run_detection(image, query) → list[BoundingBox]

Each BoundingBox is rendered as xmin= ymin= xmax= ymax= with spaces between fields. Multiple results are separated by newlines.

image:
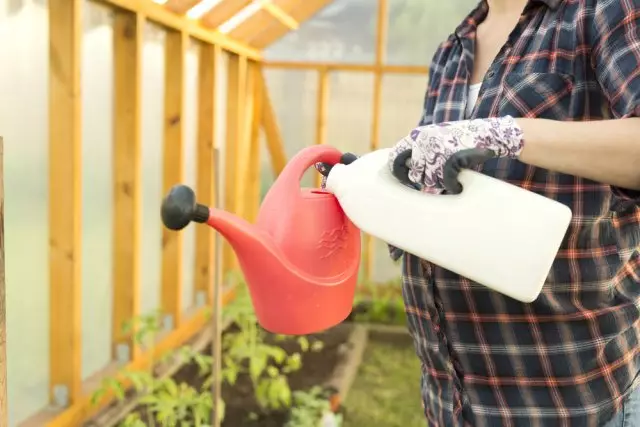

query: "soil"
xmin=170 ymin=323 xmax=354 ymax=427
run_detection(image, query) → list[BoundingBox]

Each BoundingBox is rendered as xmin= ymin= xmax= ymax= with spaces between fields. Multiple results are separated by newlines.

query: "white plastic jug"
xmin=324 ymin=148 xmax=572 ymax=303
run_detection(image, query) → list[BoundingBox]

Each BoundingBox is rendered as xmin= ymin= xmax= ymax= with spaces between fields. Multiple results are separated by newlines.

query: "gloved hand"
xmin=389 ymin=116 xmax=525 ymax=194
xmin=315 ymin=152 xmax=359 ymax=188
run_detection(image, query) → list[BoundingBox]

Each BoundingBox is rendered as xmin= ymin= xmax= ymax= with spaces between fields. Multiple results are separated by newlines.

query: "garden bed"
xmin=175 ymin=323 xmax=357 ymax=426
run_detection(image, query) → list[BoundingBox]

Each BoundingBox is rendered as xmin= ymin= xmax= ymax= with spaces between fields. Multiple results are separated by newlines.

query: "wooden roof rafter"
xmin=227 ymin=0 xmax=297 ymax=41
xmin=249 ymin=0 xmax=333 ymax=49
xmin=155 ymin=0 xmax=334 ymax=53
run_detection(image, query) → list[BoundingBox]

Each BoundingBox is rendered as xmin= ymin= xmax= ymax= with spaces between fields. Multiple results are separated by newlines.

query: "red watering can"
xmin=160 ymin=145 xmax=361 ymax=335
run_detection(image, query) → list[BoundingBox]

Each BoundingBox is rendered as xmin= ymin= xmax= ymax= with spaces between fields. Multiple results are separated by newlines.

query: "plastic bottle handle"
xmin=274 ymin=145 xmax=343 ymax=195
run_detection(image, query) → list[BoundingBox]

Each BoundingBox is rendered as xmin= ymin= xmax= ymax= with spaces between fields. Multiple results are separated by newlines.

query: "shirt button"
xmin=487 ymin=70 xmax=496 ymax=78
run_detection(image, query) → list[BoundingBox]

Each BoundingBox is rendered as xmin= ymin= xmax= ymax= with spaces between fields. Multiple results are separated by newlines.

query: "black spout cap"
xmin=161 ymin=184 xmax=210 ymax=231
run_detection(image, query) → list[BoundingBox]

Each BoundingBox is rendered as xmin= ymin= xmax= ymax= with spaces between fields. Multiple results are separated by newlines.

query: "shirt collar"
xmin=455 ymin=0 xmax=562 ymax=38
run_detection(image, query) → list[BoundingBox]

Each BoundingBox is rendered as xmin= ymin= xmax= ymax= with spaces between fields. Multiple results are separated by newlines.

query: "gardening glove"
xmin=314 ymin=152 xmax=359 ymax=188
xmin=389 ymin=116 xmax=525 ymax=194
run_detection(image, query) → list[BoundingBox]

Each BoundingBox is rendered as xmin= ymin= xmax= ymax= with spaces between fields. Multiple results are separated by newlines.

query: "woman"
xmin=318 ymin=0 xmax=640 ymax=425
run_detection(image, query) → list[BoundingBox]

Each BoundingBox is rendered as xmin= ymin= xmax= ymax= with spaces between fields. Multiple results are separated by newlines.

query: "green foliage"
xmin=286 ymin=386 xmax=343 ymax=427
xmin=91 ymin=280 xmax=327 ymax=426
xmin=91 ymin=310 xmax=214 ymax=427
xmin=353 ymin=279 xmax=407 ymax=326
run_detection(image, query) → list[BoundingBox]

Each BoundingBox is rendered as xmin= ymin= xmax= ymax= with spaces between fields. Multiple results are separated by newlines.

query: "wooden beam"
xmin=262 ymin=60 xmax=430 ymax=75
xmin=194 ymin=43 xmax=218 ymax=306
xmin=234 ymin=60 xmax=257 ymax=219
xmin=165 ymin=0 xmax=201 ymax=15
xmin=161 ymin=30 xmax=187 ymax=330
xmin=263 ymin=2 xmax=299 ymax=30
xmin=201 ymin=0 xmax=252 ymax=29
xmin=112 ymin=9 xmax=143 ymax=363
xmin=246 ymin=64 xmax=264 ymax=221
xmin=314 ymin=69 xmax=329 ymax=188
xmin=0 ymin=138 xmax=6 ymax=427
xmin=363 ymin=0 xmax=389 ymax=282
xmin=96 ymin=0 xmax=261 ymax=60
xmin=252 ymin=0 xmax=332 ymax=49
xmin=259 ymin=70 xmax=287 ymax=176
xmin=223 ymin=54 xmax=247 ymax=280
xmin=230 ymin=0 xmax=297 ymax=43
xmin=49 ymin=0 xmax=83 ymax=408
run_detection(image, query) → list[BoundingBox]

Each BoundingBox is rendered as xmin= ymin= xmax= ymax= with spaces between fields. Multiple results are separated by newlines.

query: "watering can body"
xmin=161 ymin=145 xmax=361 ymax=335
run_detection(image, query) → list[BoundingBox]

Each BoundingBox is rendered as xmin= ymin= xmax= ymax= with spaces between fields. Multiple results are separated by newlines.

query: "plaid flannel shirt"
xmin=396 ymin=1 xmax=640 ymax=425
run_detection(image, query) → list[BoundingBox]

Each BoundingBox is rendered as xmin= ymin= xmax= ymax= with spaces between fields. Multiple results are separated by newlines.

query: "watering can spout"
xmin=161 ymin=184 xmax=276 ymax=263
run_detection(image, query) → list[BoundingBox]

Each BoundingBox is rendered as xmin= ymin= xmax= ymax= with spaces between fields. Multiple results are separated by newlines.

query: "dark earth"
xmin=172 ymin=323 xmax=353 ymax=427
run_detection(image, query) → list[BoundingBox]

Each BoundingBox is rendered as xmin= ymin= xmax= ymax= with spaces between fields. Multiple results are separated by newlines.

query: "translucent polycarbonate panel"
xmin=182 ymin=40 xmax=199 ymax=312
xmin=0 ymin=1 xmax=50 ymax=425
xmin=262 ymin=69 xmax=317 ymax=187
xmin=140 ymin=22 xmax=166 ymax=316
xmin=326 ymin=72 xmax=374 ymax=154
xmin=385 ymin=0 xmax=479 ymax=65
xmin=264 ymin=0 xmax=377 ymax=64
xmin=81 ymin=0 xmax=114 ymax=380
xmin=380 ymin=74 xmax=428 ymax=145
xmin=215 ymin=51 xmax=228 ymax=209
xmin=370 ymin=74 xmax=429 ymax=283
xmin=324 ymin=72 xmax=374 ymax=282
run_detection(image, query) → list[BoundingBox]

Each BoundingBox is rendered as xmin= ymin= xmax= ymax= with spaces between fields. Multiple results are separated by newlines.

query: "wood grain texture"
xmin=49 ymin=0 xmax=83 ymax=405
xmin=112 ymin=9 xmax=143 ymax=361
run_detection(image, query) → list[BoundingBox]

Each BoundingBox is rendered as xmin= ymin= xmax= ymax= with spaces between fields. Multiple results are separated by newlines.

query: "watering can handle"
xmin=160 ymin=185 xmax=209 ymax=230
xmin=275 ymin=145 xmax=344 ymax=194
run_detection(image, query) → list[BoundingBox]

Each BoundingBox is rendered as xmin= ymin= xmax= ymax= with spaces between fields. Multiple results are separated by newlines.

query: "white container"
xmin=324 ymin=148 xmax=572 ymax=303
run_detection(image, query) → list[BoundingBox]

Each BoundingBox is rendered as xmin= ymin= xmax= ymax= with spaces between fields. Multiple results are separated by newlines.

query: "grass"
xmin=343 ymin=332 xmax=425 ymax=427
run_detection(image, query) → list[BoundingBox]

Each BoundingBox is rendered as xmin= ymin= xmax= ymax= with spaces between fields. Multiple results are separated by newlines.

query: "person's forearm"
xmin=516 ymin=118 xmax=640 ymax=190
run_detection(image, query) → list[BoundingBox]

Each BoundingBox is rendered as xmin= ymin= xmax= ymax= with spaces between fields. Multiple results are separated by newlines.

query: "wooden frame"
xmin=15 ymin=0 xmax=429 ymax=424
xmin=98 ymin=0 xmax=261 ymax=59
xmin=222 ymin=53 xmax=248 ymax=280
xmin=112 ymin=7 xmax=143 ymax=364
xmin=49 ymin=0 xmax=83 ymax=409
xmin=194 ymin=43 xmax=219 ymax=306
xmin=161 ymin=29 xmax=188 ymax=331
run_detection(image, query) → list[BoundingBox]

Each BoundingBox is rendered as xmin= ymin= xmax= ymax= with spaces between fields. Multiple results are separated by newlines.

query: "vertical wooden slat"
xmin=162 ymin=30 xmax=187 ymax=329
xmin=0 ymin=138 xmax=6 ymax=426
xmin=246 ymin=63 xmax=264 ymax=221
xmin=363 ymin=0 xmax=389 ymax=283
xmin=49 ymin=0 xmax=83 ymax=407
xmin=234 ymin=60 xmax=257 ymax=219
xmin=259 ymin=71 xmax=287 ymax=176
xmin=222 ymin=53 xmax=247 ymax=280
xmin=314 ymin=68 xmax=329 ymax=187
xmin=194 ymin=43 xmax=217 ymax=306
xmin=112 ymin=10 xmax=143 ymax=362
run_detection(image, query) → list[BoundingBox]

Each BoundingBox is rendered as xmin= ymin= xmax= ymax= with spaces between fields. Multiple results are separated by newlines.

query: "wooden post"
xmin=234 ymin=60 xmax=257 ymax=219
xmin=161 ymin=30 xmax=187 ymax=330
xmin=222 ymin=53 xmax=247 ymax=280
xmin=362 ymin=0 xmax=388 ymax=283
xmin=246 ymin=63 xmax=264 ymax=221
xmin=112 ymin=9 xmax=143 ymax=364
xmin=0 ymin=138 xmax=6 ymax=427
xmin=314 ymin=68 xmax=329 ymax=187
xmin=49 ymin=0 xmax=83 ymax=408
xmin=194 ymin=43 xmax=217 ymax=306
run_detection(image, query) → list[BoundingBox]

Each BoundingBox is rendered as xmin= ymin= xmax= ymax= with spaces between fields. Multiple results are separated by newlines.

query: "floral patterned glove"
xmin=389 ymin=116 xmax=525 ymax=194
